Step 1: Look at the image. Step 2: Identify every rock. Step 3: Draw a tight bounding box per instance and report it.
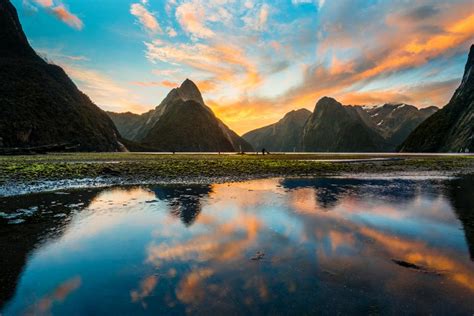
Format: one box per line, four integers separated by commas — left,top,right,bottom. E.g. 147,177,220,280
101,167,121,176
250,251,265,261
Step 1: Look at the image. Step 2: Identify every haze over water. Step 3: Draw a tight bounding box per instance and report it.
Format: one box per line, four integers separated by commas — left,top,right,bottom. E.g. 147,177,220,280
1,176,473,315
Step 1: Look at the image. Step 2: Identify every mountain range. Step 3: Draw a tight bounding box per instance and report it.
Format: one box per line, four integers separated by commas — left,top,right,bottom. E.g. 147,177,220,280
242,109,311,152
243,99,437,152
0,0,122,151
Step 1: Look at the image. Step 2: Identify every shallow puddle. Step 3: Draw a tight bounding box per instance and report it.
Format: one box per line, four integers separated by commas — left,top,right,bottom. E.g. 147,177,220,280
1,176,473,315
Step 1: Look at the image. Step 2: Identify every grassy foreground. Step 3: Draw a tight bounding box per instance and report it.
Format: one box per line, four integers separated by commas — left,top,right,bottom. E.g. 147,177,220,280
1,153,473,185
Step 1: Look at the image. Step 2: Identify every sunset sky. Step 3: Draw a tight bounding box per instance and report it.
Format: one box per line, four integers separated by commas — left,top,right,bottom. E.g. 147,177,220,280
13,0,474,134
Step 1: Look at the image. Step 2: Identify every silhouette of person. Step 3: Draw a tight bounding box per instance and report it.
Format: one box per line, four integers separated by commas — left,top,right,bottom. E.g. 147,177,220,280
262,148,266,155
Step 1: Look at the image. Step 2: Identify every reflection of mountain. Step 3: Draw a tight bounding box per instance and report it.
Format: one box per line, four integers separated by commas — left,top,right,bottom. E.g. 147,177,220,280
446,176,474,261
281,178,417,210
0,190,99,309
152,185,212,226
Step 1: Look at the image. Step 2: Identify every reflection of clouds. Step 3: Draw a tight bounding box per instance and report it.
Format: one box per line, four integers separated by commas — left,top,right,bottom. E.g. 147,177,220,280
7,178,473,313
61,187,156,242
282,178,421,210
283,177,474,294
147,211,262,266
359,227,474,293
140,177,474,310
176,268,214,304
288,188,317,214
130,275,158,308
26,276,81,315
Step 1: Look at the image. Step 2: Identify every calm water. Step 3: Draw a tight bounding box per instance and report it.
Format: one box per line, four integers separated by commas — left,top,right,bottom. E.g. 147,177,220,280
1,176,473,315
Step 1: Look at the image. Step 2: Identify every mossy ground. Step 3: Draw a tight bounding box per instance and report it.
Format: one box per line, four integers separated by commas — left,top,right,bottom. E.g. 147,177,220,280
0,153,473,185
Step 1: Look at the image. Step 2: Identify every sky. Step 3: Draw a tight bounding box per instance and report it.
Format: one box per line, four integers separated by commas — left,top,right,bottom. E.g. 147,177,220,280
13,0,474,134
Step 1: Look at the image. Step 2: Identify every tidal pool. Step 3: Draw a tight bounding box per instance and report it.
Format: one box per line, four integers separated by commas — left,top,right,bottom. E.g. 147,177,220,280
1,176,473,315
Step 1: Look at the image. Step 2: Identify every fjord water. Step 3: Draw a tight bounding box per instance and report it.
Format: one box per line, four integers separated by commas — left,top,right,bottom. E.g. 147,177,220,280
1,177,473,315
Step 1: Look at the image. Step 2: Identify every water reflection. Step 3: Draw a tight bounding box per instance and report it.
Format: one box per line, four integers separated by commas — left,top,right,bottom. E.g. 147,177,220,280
152,185,212,226
0,177,473,315
446,175,474,260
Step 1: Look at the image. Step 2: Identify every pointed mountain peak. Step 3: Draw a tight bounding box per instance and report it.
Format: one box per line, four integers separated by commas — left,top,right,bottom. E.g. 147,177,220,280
177,78,204,105
0,0,38,58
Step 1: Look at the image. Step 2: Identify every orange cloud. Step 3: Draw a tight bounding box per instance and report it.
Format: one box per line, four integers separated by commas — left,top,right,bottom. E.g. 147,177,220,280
130,3,162,33
175,2,215,39
145,40,263,96
160,80,179,88
51,5,83,30
356,13,474,81
30,0,83,30
131,80,180,89
34,0,54,6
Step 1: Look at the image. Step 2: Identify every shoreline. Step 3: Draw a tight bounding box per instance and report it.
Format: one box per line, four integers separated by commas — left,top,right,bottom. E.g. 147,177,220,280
0,171,463,197
1,152,473,196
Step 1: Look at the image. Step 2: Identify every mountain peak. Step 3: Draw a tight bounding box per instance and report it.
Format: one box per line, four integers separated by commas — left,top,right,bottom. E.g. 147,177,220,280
0,0,38,58
177,78,204,105
282,108,312,121
313,96,342,112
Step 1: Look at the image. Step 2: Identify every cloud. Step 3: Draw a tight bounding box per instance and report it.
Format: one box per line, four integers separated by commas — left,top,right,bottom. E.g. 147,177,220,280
160,80,179,88
50,5,83,30
58,63,148,113
145,40,262,92
123,0,473,134
152,69,180,76
242,3,270,31
35,48,148,113
29,0,83,30
33,0,54,6
166,26,178,37
130,3,162,33
175,1,215,39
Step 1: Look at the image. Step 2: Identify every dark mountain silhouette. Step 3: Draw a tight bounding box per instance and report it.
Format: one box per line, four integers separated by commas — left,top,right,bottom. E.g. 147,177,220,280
243,100,435,152
0,0,123,151
302,97,388,152
242,109,311,152
362,103,438,150
109,79,253,152
401,45,474,152
446,175,474,261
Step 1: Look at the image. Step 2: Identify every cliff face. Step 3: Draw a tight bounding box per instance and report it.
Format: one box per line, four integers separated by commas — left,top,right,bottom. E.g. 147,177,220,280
302,97,388,152
243,109,311,152
401,45,474,152
0,0,122,151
